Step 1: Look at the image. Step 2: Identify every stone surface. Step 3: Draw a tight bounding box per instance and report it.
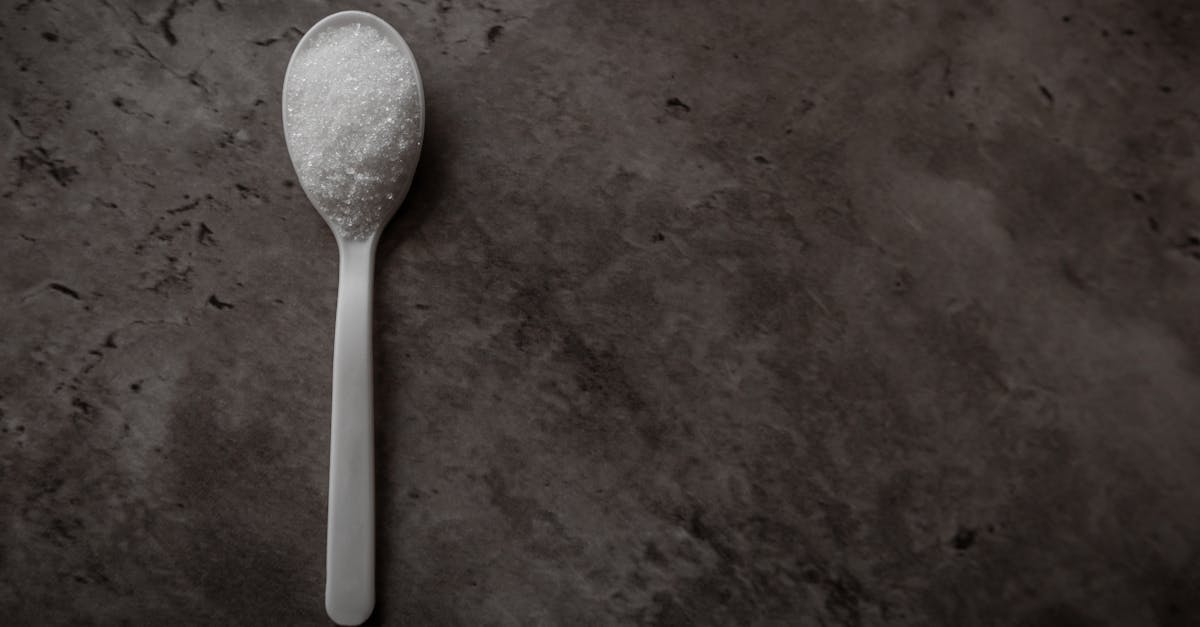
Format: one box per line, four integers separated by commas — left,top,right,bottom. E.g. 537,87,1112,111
2,0,1200,625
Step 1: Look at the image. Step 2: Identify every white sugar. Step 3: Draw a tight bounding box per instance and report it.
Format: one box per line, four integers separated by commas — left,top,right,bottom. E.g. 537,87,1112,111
284,23,422,240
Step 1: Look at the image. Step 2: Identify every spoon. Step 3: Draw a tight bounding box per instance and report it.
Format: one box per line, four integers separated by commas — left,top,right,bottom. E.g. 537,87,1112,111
282,11,424,626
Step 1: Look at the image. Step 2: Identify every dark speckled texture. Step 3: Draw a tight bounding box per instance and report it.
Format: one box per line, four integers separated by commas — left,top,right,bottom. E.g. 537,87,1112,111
3,1,1200,625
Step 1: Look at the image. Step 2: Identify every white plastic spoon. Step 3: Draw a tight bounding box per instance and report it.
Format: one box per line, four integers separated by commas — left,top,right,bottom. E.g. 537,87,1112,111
281,11,424,626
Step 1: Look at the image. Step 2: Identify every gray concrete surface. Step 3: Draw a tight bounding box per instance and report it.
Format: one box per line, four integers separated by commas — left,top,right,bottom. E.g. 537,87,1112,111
3,0,1200,625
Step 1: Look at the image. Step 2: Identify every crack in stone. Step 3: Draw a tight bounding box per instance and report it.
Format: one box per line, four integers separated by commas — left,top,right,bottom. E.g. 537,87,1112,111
252,26,303,47
159,0,181,45
128,37,213,97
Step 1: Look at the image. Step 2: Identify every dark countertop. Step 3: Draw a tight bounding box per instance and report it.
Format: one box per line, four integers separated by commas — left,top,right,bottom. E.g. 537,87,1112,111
3,1,1199,625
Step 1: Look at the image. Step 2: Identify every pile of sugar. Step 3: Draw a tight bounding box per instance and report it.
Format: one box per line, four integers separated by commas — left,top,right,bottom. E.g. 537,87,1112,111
284,23,422,240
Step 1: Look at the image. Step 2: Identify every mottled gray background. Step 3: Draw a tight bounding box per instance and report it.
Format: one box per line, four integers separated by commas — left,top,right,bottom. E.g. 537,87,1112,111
2,0,1199,625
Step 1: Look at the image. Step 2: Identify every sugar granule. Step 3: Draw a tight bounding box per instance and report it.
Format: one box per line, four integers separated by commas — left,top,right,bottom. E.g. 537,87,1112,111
284,23,422,240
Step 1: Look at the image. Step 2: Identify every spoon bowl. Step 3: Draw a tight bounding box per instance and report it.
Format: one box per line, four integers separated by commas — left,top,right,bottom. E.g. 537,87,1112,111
283,11,425,242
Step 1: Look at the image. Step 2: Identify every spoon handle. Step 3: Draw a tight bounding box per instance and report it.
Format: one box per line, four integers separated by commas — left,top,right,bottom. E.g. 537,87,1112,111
325,238,376,626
